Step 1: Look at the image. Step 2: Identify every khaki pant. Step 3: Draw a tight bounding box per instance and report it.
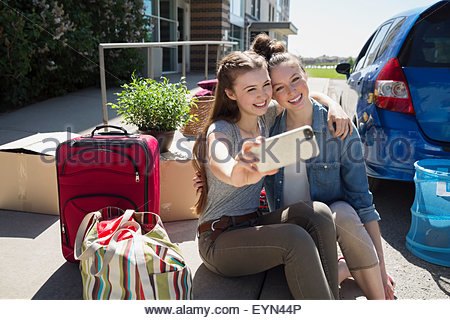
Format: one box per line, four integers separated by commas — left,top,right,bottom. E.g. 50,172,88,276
331,201,379,271
198,201,338,300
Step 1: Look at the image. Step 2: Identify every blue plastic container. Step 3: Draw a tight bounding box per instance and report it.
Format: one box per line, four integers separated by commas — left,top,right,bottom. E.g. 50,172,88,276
406,159,450,267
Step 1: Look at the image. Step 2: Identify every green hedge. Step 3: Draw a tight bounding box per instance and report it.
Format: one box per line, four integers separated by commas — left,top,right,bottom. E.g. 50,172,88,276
0,0,146,111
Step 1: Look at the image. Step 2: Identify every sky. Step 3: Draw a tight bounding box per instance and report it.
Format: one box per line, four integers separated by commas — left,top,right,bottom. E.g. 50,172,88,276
287,0,441,58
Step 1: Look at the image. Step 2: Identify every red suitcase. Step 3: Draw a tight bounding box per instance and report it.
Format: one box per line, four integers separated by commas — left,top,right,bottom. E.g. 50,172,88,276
56,125,160,262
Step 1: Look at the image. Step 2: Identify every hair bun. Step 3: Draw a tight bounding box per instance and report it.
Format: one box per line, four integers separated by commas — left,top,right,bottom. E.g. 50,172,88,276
251,33,286,61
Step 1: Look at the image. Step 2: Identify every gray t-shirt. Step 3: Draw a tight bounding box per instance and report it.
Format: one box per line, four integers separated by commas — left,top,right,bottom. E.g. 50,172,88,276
198,103,278,225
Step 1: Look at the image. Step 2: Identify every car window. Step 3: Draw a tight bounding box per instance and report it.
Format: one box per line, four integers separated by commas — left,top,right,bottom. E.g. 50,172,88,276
399,4,450,67
363,21,393,68
353,33,375,72
377,17,406,59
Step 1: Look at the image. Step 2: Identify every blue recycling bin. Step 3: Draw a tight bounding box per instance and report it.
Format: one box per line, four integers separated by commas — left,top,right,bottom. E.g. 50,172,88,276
406,159,450,267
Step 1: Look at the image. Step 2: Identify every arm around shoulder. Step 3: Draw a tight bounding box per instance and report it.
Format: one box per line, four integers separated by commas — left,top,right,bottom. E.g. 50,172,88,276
311,91,352,139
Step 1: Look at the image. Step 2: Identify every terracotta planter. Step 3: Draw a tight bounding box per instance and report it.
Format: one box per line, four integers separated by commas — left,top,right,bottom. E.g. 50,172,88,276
140,129,175,153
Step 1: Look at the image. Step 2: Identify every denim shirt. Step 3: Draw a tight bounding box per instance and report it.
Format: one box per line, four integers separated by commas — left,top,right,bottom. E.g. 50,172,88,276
264,100,380,224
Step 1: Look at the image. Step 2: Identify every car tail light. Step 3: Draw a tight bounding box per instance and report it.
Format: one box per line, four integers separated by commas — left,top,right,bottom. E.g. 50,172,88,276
374,58,415,114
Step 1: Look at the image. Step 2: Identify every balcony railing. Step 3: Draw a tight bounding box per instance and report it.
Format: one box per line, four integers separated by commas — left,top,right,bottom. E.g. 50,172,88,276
99,40,238,126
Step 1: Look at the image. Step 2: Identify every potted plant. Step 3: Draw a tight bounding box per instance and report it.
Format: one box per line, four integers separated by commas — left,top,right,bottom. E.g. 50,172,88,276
109,73,195,152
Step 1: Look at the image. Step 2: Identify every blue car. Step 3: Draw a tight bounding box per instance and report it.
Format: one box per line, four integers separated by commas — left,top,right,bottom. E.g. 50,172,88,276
336,0,450,182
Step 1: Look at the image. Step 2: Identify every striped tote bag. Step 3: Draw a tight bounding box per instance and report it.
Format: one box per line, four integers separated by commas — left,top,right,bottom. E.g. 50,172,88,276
74,208,192,300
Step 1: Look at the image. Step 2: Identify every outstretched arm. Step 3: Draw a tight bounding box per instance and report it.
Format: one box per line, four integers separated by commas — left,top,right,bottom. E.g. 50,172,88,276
207,133,277,187
310,91,353,139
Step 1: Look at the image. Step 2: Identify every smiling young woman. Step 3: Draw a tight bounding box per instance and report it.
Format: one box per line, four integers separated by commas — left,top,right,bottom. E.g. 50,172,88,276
251,32,395,300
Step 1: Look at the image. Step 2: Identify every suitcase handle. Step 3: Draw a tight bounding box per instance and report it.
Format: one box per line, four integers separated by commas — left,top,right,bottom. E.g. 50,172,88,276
91,125,129,137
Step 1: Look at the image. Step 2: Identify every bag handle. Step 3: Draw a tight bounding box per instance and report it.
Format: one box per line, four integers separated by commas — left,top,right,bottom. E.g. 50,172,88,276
93,220,141,275
74,209,135,261
74,211,101,261
90,125,129,137
93,217,171,275
140,232,185,262
97,213,185,267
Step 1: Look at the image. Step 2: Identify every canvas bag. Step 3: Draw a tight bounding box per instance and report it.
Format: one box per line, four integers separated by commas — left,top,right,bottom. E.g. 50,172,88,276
74,208,192,300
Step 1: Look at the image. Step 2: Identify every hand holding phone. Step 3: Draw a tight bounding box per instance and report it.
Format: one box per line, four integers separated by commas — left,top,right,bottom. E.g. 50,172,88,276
250,125,319,172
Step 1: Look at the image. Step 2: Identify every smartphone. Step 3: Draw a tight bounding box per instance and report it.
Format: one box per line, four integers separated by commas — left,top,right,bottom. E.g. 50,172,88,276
250,125,319,172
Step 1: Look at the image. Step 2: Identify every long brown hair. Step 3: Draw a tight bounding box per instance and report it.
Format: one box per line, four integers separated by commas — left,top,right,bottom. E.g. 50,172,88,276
192,51,267,215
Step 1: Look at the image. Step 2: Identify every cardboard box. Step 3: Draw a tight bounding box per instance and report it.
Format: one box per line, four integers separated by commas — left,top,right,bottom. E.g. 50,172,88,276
0,132,79,215
159,152,199,222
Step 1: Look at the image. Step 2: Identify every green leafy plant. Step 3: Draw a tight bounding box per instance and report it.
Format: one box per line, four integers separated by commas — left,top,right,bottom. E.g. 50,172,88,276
109,73,196,132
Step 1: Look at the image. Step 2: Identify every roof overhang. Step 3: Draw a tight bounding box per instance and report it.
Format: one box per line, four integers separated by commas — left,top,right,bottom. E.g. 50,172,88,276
248,21,298,36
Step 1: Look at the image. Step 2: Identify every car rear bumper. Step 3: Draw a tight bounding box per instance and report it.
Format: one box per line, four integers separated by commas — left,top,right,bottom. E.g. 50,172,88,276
361,125,450,181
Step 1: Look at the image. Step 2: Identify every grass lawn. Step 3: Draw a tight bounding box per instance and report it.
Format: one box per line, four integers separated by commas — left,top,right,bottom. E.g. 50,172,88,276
305,67,346,79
